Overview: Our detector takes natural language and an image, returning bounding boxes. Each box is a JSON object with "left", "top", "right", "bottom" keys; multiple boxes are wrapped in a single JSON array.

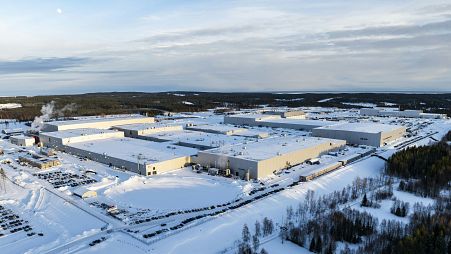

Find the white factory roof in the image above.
[
  {"left": 112, "top": 122, "right": 181, "bottom": 131},
  {"left": 203, "top": 136, "right": 345, "bottom": 161},
  {"left": 10, "top": 135, "right": 34, "bottom": 140},
  {"left": 315, "top": 122, "right": 403, "bottom": 133},
  {"left": 261, "top": 118, "right": 336, "bottom": 126},
  {"left": 144, "top": 130, "right": 250, "bottom": 147},
  {"left": 228, "top": 114, "right": 280, "bottom": 120},
  {"left": 46, "top": 115, "right": 152, "bottom": 127},
  {"left": 40, "top": 128, "right": 122, "bottom": 139},
  {"left": 68, "top": 137, "right": 197, "bottom": 163},
  {"left": 187, "top": 124, "right": 245, "bottom": 133}
]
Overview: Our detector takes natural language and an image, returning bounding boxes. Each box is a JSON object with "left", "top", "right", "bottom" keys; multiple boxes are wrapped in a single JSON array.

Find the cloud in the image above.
[{"left": 0, "top": 57, "right": 92, "bottom": 74}]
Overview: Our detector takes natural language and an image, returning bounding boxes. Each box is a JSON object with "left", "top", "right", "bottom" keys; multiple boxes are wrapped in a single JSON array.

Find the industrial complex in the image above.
[
  {"left": 33, "top": 111, "right": 412, "bottom": 179},
  {"left": 42, "top": 115, "right": 155, "bottom": 132},
  {"left": 312, "top": 122, "right": 406, "bottom": 147},
  {"left": 0, "top": 103, "right": 449, "bottom": 253},
  {"left": 196, "top": 136, "right": 346, "bottom": 179}
]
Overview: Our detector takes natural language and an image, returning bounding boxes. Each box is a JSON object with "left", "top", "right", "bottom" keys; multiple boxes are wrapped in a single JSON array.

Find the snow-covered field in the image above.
[{"left": 103, "top": 173, "right": 249, "bottom": 211}]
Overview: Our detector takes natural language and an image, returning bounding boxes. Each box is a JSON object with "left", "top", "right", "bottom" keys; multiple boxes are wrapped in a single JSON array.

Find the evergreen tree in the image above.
[{"left": 242, "top": 224, "right": 250, "bottom": 243}]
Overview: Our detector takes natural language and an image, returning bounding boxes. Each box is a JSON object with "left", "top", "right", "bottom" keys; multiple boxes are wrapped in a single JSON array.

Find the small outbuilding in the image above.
[{"left": 10, "top": 135, "right": 35, "bottom": 147}]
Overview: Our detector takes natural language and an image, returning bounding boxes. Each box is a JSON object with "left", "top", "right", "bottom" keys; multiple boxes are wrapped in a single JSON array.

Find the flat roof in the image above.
[
  {"left": 45, "top": 115, "right": 152, "bottom": 127},
  {"left": 144, "top": 130, "right": 251, "bottom": 147},
  {"left": 68, "top": 137, "right": 198, "bottom": 163},
  {"left": 112, "top": 122, "right": 182, "bottom": 131},
  {"left": 10, "top": 135, "right": 34, "bottom": 140},
  {"left": 227, "top": 114, "right": 280, "bottom": 119},
  {"left": 40, "top": 128, "right": 122, "bottom": 139},
  {"left": 187, "top": 124, "right": 245, "bottom": 133},
  {"left": 202, "top": 136, "right": 345, "bottom": 161},
  {"left": 260, "top": 118, "right": 336, "bottom": 126},
  {"left": 315, "top": 122, "right": 404, "bottom": 133}
]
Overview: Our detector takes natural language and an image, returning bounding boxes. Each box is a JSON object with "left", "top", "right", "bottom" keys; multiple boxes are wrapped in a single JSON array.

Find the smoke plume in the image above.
[{"left": 31, "top": 101, "right": 78, "bottom": 131}]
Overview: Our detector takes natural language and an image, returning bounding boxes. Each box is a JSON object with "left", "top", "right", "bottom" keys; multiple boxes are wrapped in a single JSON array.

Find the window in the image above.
[
  {"left": 153, "top": 171, "right": 157, "bottom": 175},
  {"left": 147, "top": 172, "right": 151, "bottom": 176}
]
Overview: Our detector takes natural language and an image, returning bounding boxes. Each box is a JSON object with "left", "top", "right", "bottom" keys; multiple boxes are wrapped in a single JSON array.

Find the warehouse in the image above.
[
  {"left": 224, "top": 114, "right": 335, "bottom": 130},
  {"left": 263, "top": 110, "right": 306, "bottom": 119},
  {"left": 140, "top": 130, "right": 250, "bottom": 150},
  {"left": 63, "top": 137, "right": 197, "bottom": 175},
  {"left": 360, "top": 108, "right": 446, "bottom": 119},
  {"left": 196, "top": 136, "right": 346, "bottom": 180},
  {"left": 40, "top": 128, "right": 125, "bottom": 147},
  {"left": 112, "top": 123, "right": 183, "bottom": 138},
  {"left": 10, "top": 135, "right": 35, "bottom": 147},
  {"left": 224, "top": 114, "right": 280, "bottom": 126},
  {"left": 312, "top": 122, "right": 406, "bottom": 147},
  {"left": 185, "top": 124, "right": 246, "bottom": 135},
  {"left": 42, "top": 115, "right": 154, "bottom": 132}
]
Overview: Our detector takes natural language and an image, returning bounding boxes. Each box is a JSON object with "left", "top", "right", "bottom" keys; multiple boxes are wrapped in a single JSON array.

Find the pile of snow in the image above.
[
  {"left": 104, "top": 176, "right": 245, "bottom": 210},
  {"left": 0, "top": 103, "right": 22, "bottom": 109},
  {"left": 318, "top": 98, "right": 334, "bottom": 103}
]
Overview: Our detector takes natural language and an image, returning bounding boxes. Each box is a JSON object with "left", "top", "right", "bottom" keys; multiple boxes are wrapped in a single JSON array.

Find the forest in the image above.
[
  {"left": 385, "top": 136, "right": 451, "bottom": 197},
  {"left": 0, "top": 92, "right": 449, "bottom": 121}
]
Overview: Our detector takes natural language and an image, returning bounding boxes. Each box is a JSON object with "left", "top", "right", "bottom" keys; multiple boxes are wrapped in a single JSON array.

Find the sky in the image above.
[{"left": 0, "top": 0, "right": 450, "bottom": 95}]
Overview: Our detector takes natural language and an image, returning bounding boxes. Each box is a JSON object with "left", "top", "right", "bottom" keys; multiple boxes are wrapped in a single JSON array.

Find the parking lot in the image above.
[
  {"left": 0, "top": 205, "right": 40, "bottom": 238},
  {"left": 33, "top": 171, "right": 97, "bottom": 188}
]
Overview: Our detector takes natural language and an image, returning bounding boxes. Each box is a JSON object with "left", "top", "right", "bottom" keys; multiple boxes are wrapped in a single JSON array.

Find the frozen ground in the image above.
[{"left": 103, "top": 173, "right": 249, "bottom": 211}]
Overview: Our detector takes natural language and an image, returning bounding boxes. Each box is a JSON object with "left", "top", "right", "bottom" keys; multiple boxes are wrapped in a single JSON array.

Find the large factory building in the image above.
[
  {"left": 224, "top": 114, "right": 335, "bottom": 131},
  {"left": 196, "top": 136, "right": 346, "bottom": 180},
  {"left": 42, "top": 115, "right": 155, "bottom": 132},
  {"left": 312, "top": 122, "right": 406, "bottom": 147},
  {"left": 40, "top": 128, "right": 196, "bottom": 175}
]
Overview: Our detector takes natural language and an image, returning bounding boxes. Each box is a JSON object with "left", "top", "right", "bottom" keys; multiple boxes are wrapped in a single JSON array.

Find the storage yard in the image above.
[{"left": 0, "top": 106, "right": 449, "bottom": 254}]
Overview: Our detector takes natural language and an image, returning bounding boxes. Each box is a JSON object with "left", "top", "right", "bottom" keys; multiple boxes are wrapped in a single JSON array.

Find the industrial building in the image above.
[
  {"left": 196, "top": 136, "right": 346, "bottom": 180},
  {"left": 185, "top": 124, "right": 246, "bottom": 136},
  {"left": 10, "top": 135, "right": 35, "bottom": 147},
  {"left": 62, "top": 137, "right": 197, "bottom": 175},
  {"left": 40, "top": 128, "right": 125, "bottom": 147},
  {"left": 312, "top": 122, "right": 406, "bottom": 147},
  {"left": 263, "top": 110, "right": 306, "bottom": 119},
  {"left": 140, "top": 130, "right": 251, "bottom": 150},
  {"left": 19, "top": 154, "right": 61, "bottom": 169},
  {"left": 224, "top": 114, "right": 335, "bottom": 131},
  {"left": 112, "top": 123, "right": 183, "bottom": 138},
  {"left": 360, "top": 108, "right": 446, "bottom": 119},
  {"left": 42, "top": 115, "right": 155, "bottom": 132}
]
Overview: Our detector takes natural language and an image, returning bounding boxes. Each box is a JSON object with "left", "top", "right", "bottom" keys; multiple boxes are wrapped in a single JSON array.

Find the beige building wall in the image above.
[
  {"left": 312, "top": 126, "right": 406, "bottom": 147},
  {"left": 196, "top": 139, "right": 346, "bottom": 180}
]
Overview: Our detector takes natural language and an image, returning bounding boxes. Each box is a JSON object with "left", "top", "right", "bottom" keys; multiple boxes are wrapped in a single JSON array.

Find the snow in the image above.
[
  {"left": 317, "top": 98, "right": 334, "bottom": 103},
  {"left": 68, "top": 137, "right": 198, "bottom": 163},
  {"left": 260, "top": 238, "right": 313, "bottom": 254},
  {"left": 103, "top": 175, "right": 247, "bottom": 210},
  {"left": 342, "top": 102, "right": 377, "bottom": 107},
  {"left": 143, "top": 130, "right": 252, "bottom": 148},
  {"left": 316, "top": 122, "right": 404, "bottom": 133},
  {"left": 205, "top": 136, "right": 345, "bottom": 161},
  {"left": 0, "top": 103, "right": 22, "bottom": 109},
  {"left": 182, "top": 101, "right": 194, "bottom": 105}
]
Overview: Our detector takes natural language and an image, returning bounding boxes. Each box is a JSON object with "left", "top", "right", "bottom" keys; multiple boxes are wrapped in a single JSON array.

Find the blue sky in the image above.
[{"left": 0, "top": 0, "right": 450, "bottom": 95}]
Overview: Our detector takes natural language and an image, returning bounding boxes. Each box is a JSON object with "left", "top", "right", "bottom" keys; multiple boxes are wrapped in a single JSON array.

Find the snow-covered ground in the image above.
[
  {"left": 103, "top": 173, "right": 249, "bottom": 211},
  {"left": 0, "top": 103, "right": 22, "bottom": 109}
]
